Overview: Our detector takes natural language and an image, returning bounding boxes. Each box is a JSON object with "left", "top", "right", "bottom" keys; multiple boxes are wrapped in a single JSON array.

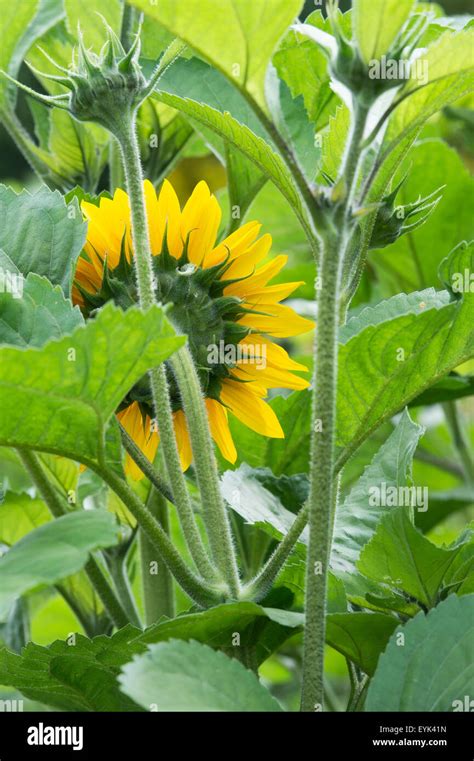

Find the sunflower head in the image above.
[{"left": 74, "top": 179, "right": 313, "bottom": 477}]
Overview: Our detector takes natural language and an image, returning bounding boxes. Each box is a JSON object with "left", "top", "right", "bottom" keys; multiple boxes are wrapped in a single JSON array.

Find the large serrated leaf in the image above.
[
  {"left": 119, "top": 639, "right": 282, "bottom": 712},
  {"left": 0, "top": 303, "right": 185, "bottom": 467},
  {"left": 366, "top": 594, "right": 474, "bottom": 711},
  {"left": 0, "top": 185, "right": 87, "bottom": 296},
  {"left": 0, "top": 273, "right": 83, "bottom": 348}
]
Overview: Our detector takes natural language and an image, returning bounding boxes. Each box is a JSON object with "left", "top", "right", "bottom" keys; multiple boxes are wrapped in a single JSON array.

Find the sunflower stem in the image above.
[
  {"left": 241, "top": 504, "right": 308, "bottom": 602},
  {"left": 17, "top": 448, "right": 130, "bottom": 630},
  {"left": 170, "top": 346, "right": 241, "bottom": 599},
  {"left": 301, "top": 98, "right": 370, "bottom": 713},
  {"left": 140, "top": 485, "right": 175, "bottom": 624},
  {"left": 114, "top": 113, "right": 218, "bottom": 584},
  {"left": 96, "top": 463, "right": 225, "bottom": 608}
]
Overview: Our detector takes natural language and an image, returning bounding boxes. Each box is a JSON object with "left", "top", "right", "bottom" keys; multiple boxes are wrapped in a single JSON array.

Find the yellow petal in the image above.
[
  {"left": 117, "top": 402, "right": 159, "bottom": 480},
  {"left": 239, "top": 303, "right": 314, "bottom": 338},
  {"left": 231, "top": 363, "right": 310, "bottom": 390},
  {"left": 220, "top": 380, "right": 284, "bottom": 438},
  {"left": 173, "top": 409, "right": 193, "bottom": 471},
  {"left": 224, "top": 254, "right": 288, "bottom": 296},
  {"left": 157, "top": 179, "right": 182, "bottom": 258},
  {"left": 187, "top": 194, "right": 222, "bottom": 266},
  {"left": 243, "top": 281, "right": 304, "bottom": 304},
  {"left": 239, "top": 335, "right": 308, "bottom": 372},
  {"left": 204, "top": 221, "right": 261, "bottom": 268},
  {"left": 143, "top": 179, "right": 162, "bottom": 256},
  {"left": 224, "top": 233, "right": 272, "bottom": 279},
  {"left": 206, "top": 398, "right": 237, "bottom": 463}
]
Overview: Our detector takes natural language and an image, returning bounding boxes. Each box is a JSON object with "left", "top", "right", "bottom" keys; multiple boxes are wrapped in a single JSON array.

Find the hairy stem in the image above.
[
  {"left": 443, "top": 401, "right": 474, "bottom": 485},
  {"left": 120, "top": 423, "right": 174, "bottom": 503},
  {"left": 140, "top": 486, "right": 175, "bottom": 624},
  {"left": 242, "top": 505, "right": 308, "bottom": 602},
  {"left": 17, "top": 449, "right": 129, "bottom": 630},
  {"left": 115, "top": 115, "right": 217, "bottom": 583},
  {"left": 301, "top": 98, "right": 370, "bottom": 713},
  {"left": 170, "top": 346, "right": 240, "bottom": 598},
  {"left": 96, "top": 464, "right": 224, "bottom": 608}
]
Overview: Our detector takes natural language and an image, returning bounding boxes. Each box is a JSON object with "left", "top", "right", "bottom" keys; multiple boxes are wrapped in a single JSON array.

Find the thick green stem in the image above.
[
  {"left": 140, "top": 487, "right": 175, "bottom": 624},
  {"left": 96, "top": 464, "right": 224, "bottom": 608},
  {"left": 115, "top": 114, "right": 217, "bottom": 583},
  {"left": 300, "top": 99, "right": 370, "bottom": 713},
  {"left": 17, "top": 449, "right": 129, "bottom": 630},
  {"left": 443, "top": 401, "right": 474, "bottom": 485},
  {"left": 242, "top": 505, "right": 308, "bottom": 602},
  {"left": 170, "top": 347, "right": 240, "bottom": 598}
]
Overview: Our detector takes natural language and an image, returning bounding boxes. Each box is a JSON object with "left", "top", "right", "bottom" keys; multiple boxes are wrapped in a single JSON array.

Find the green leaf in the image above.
[
  {"left": 273, "top": 10, "right": 341, "bottom": 130},
  {"left": 416, "top": 486, "right": 474, "bottom": 533},
  {"left": 321, "top": 104, "right": 350, "bottom": 181},
  {"left": 0, "top": 510, "right": 121, "bottom": 618},
  {"left": 358, "top": 507, "right": 470, "bottom": 607},
  {"left": 223, "top": 411, "right": 424, "bottom": 581},
  {"left": 332, "top": 410, "right": 424, "bottom": 574},
  {"left": 63, "top": 0, "right": 122, "bottom": 48},
  {"left": 0, "top": 601, "right": 301, "bottom": 710},
  {"left": 270, "top": 78, "right": 320, "bottom": 182},
  {"left": 0, "top": 185, "right": 86, "bottom": 297},
  {"left": 132, "top": 0, "right": 303, "bottom": 108},
  {"left": 353, "top": 0, "right": 416, "bottom": 64},
  {"left": 336, "top": 243, "right": 474, "bottom": 454},
  {"left": 152, "top": 83, "right": 311, "bottom": 241},
  {"left": 0, "top": 0, "right": 63, "bottom": 108},
  {"left": 366, "top": 594, "right": 474, "bottom": 711},
  {"left": 0, "top": 491, "right": 50, "bottom": 547},
  {"left": 383, "top": 30, "right": 474, "bottom": 163},
  {"left": 326, "top": 612, "right": 398, "bottom": 676},
  {"left": 369, "top": 140, "right": 474, "bottom": 295},
  {"left": 0, "top": 273, "right": 83, "bottom": 348},
  {"left": 339, "top": 287, "right": 451, "bottom": 344},
  {"left": 0, "top": 303, "right": 185, "bottom": 467},
  {"left": 119, "top": 639, "right": 282, "bottom": 712}
]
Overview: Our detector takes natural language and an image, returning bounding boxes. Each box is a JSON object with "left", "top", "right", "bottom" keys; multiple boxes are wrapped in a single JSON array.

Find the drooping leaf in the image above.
[
  {"left": 366, "top": 594, "right": 474, "bottom": 711},
  {"left": 0, "top": 185, "right": 86, "bottom": 297},
  {"left": 119, "top": 639, "right": 282, "bottom": 712},
  {"left": 0, "top": 273, "right": 83, "bottom": 348},
  {"left": 0, "top": 510, "right": 121, "bottom": 618},
  {"left": 0, "top": 303, "right": 185, "bottom": 468}
]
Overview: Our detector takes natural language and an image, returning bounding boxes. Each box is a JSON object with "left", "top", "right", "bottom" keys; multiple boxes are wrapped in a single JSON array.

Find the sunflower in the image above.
[{"left": 73, "top": 179, "right": 313, "bottom": 478}]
